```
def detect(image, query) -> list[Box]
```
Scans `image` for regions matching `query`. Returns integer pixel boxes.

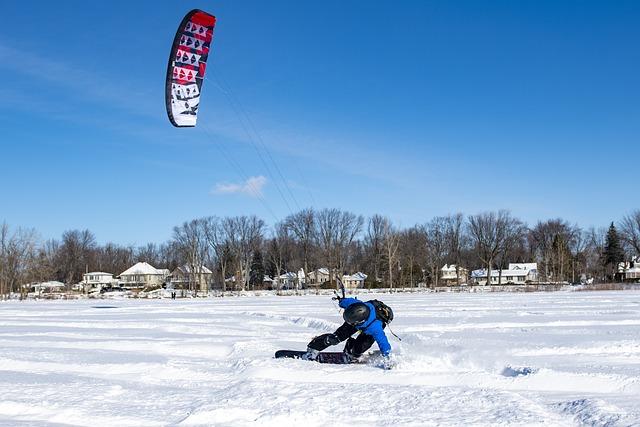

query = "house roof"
[36,281,65,288]
[441,264,468,272]
[83,272,113,276]
[173,265,213,275]
[508,263,537,271]
[278,272,297,279]
[343,272,368,281]
[120,262,162,276]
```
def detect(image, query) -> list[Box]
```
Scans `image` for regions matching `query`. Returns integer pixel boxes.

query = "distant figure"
[171,291,176,300]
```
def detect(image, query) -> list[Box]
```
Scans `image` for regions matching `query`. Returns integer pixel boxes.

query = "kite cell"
[165,9,216,127]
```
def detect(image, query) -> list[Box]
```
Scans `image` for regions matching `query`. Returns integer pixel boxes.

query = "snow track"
[1,291,640,426]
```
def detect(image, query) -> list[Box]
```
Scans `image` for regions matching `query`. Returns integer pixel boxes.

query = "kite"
[165,9,216,127]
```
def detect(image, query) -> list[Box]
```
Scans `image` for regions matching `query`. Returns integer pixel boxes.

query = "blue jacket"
[339,297,391,356]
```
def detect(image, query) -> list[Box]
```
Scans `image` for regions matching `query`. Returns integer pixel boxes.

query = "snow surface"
[1,291,640,426]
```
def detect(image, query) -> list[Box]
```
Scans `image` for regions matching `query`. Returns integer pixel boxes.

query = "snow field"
[1,291,640,426]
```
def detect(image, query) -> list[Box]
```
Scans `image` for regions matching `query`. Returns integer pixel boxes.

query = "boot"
[301,347,319,361]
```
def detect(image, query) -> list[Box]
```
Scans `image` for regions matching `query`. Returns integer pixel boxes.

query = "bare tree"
[0,223,39,299]
[265,222,294,290]
[620,210,640,257]
[173,219,208,293]
[316,209,363,287]
[381,218,400,290]
[96,242,134,276]
[223,216,265,291]
[57,229,97,287]
[158,241,182,273]
[136,243,163,267]
[444,213,466,285]
[365,214,386,285]
[398,226,427,288]
[28,239,61,293]
[0,222,10,298]
[336,212,364,276]
[422,217,448,288]
[495,216,526,284]
[529,219,580,282]
[585,226,607,282]
[203,216,231,292]
[283,208,316,280]
[467,211,515,286]
[570,229,588,283]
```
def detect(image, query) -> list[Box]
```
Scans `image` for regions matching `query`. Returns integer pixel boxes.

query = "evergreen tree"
[249,250,265,290]
[603,222,624,280]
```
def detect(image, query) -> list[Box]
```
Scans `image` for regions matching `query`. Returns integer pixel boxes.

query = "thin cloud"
[212,176,267,198]
[0,40,156,119]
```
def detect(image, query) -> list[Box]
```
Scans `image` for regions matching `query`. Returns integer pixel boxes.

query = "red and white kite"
[165,9,216,127]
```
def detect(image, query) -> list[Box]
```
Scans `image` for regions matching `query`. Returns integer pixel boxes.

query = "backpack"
[368,299,394,324]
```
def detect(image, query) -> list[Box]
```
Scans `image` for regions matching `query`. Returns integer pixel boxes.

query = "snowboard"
[275,350,353,364]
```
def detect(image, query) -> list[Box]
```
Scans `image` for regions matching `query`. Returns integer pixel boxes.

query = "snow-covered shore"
[1,291,639,426]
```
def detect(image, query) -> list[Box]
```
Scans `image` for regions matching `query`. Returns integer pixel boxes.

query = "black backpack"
[368,299,394,324]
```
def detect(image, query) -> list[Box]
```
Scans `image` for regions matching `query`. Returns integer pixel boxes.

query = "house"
[28,281,66,294]
[307,268,330,285]
[276,272,298,289]
[170,264,213,291]
[440,264,468,285]
[471,263,538,285]
[262,275,275,289]
[224,275,237,290]
[618,257,640,282]
[119,262,169,289]
[82,272,116,292]
[342,272,368,290]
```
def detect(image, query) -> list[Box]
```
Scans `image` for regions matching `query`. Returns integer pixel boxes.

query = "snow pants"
[307,322,382,358]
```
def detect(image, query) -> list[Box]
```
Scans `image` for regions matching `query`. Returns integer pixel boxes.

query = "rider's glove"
[324,334,340,346]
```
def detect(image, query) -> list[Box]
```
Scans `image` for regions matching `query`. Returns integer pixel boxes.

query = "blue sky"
[1,0,638,245]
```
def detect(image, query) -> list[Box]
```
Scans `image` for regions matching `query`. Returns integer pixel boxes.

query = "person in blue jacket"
[304,297,392,362]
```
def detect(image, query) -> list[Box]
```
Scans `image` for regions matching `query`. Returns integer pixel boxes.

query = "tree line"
[1,209,639,298]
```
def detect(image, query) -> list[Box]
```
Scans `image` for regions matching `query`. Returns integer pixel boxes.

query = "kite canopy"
[165,9,216,127]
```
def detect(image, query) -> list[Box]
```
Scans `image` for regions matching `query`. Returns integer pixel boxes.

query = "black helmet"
[343,302,370,326]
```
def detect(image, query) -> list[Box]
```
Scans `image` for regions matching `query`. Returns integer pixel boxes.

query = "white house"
[170,265,213,291]
[618,257,640,282]
[27,281,66,294]
[471,263,538,285]
[440,264,468,285]
[276,272,298,289]
[342,272,368,290]
[119,262,169,289]
[82,272,116,292]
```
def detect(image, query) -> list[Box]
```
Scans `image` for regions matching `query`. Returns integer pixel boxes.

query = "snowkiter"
[304,297,392,362]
